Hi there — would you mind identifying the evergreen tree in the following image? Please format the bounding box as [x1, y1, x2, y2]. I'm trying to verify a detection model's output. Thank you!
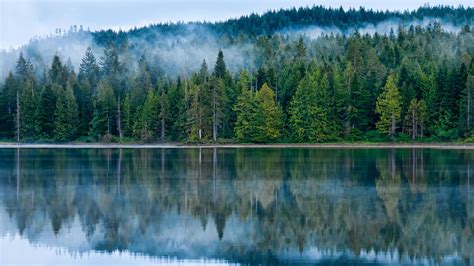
[77, 47, 100, 135]
[187, 83, 203, 141]
[133, 89, 158, 141]
[210, 77, 226, 142]
[90, 81, 116, 140]
[459, 61, 474, 133]
[376, 74, 401, 138]
[214, 50, 227, 79]
[14, 53, 36, 141]
[289, 69, 333, 142]
[54, 84, 79, 141]
[35, 83, 59, 138]
[167, 78, 186, 141]
[18, 79, 38, 140]
[0, 73, 17, 138]
[49, 55, 68, 87]
[234, 82, 257, 142]
[122, 94, 132, 138]
[254, 83, 283, 143]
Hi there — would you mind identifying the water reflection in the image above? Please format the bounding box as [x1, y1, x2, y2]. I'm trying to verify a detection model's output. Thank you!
[0, 148, 473, 265]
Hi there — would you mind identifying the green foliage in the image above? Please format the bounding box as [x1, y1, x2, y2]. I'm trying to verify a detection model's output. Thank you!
[234, 84, 257, 142]
[53, 84, 79, 142]
[18, 79, 38, 140]
[2, 14, 474, 143]
[35, 84, 58, 138]
[90, 81, 116, 140]
[289, 68, 335, 142]
[254, 83, 283, 143]
[376, 74, 402, 138]
[133, 89, 158, 141]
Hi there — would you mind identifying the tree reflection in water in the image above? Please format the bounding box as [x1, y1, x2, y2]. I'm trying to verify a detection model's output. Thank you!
[0, 148, 472, 264]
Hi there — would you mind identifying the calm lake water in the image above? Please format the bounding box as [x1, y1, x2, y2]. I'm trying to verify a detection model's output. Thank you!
[0, 148, 472, 265]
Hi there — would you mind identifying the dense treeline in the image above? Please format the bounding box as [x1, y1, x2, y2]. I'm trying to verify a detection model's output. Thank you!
[0, 23, 473, 143]
[96, 5, 474, 45]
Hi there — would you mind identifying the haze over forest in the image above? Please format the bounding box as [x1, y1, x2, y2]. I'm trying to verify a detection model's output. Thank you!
[0, 5, 473, 143]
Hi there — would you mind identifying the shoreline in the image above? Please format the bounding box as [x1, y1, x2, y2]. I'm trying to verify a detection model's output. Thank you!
[0, 142, 473, 149]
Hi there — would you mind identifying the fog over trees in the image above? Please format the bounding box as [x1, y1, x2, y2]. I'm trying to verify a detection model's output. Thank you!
[0, 5, 473, 143]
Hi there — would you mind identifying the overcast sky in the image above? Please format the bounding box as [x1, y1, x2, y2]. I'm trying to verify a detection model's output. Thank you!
[0, 0, 472, 49]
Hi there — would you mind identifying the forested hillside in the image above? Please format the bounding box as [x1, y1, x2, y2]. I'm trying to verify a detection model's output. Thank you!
[0, 5, 473, 143]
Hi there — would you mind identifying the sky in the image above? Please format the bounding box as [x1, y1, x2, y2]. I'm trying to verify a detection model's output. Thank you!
[0, 0, 472, 50]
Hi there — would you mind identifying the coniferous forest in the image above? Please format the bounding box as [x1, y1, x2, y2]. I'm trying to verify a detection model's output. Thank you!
[1, 5, 474, 143]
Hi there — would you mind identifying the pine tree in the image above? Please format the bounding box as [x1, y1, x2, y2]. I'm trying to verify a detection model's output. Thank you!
[167, 78, 186, 141]
[157, 86, 169, 142]
[0, 73, 17, 138]
[210, 77, 226, 142]
[459, 61, 474, 134]
[77, 47, 100, 136]
[18, 79, 38, 140]
[122, 94, 132, 137]
[133, 89, 158, 141]
[234, 82, 257, 142]
[14, 53, 36, 141]
[420, 69, 438, 136]
[54, 84, 79, 141]
[187, 83, 203, 141]
[406, 98, 419, 140]
[254, 83, 283, 143]
[214, 50, 227, 79]
[376, 74, 401, 138]
[289, 69, 332, 142]
[49, 55, 68, 87]
[417, 99, 428, 138]
[338, 62, 357, 136]
[90, 81, 116, 140]
[35, 83, 59, 138]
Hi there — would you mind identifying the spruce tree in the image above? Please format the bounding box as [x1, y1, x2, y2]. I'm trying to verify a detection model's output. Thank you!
[90, 81, 116, 140]
[234, 83, 257, 142]
[213, 50, 227, 79]
[376, 74, 402, 138]
[35, 83, 59, 138]
[254, 83, 283, 143]
[54, 84, 79, 142]
[133, 89, 158, 141]
[0, 73, 17, 138]
[77, 47, 100, 136]
[289, 69, 333, 142]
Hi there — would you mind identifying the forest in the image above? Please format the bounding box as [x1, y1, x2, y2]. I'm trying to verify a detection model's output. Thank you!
[0, 5, 473, 143]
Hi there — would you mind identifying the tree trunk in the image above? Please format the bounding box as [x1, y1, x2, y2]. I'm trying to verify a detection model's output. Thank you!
[16, 89, 20, 142]
[420, 119, 424, 138]
[412, 106, 416, 140]
[107, 114, 110, 135]
[117, 96, 122, 140]
[212, 85, 217, 142]
[390, 112, 396, 138]
[468, 81, 471, 130]
[161, 116, 165, 142]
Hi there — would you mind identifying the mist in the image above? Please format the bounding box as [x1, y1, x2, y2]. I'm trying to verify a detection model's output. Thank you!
[0, 16, 471, 81]
[279, 17, 467, 39]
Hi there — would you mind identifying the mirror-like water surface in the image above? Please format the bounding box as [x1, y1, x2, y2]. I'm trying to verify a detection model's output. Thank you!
[0, 148, 473, 265]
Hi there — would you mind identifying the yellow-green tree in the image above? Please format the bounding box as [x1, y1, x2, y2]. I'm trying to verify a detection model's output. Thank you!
[376, 74, 401, 138]
[254, 83, 283, 143]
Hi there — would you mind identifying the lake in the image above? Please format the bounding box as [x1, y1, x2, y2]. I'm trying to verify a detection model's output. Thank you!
[0, 148, 472, 265]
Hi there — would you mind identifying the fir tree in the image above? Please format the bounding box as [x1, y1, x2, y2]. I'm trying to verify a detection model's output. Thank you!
[254, 83, 283, 143]
[376, 74, 402, 138]
[234, 83, 257, 142]
[90, 81, 116, 140]
[54, 84, 79, 141]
